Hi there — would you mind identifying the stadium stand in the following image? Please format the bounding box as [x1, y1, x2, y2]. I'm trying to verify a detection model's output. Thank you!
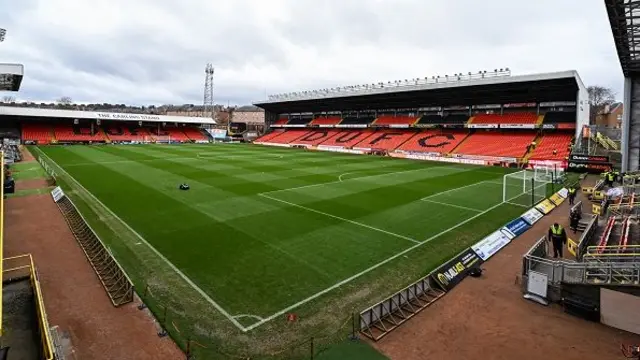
[397, 130, 468, 154]
[22, 123, 53, 144]
[151, 127, 190, 142]
[310, 116, 342, 126]
[103, 126, 138, 142]
[470, 113, 538, 124]
[340, 116, 376, 126]
[416, 114, 469, 125]
[268, 129, 311, 144]
[292, 130, 342, 145]
[373, 115, 418, 126]
[54, 124, 106, 142]
[453, 131, 536, 158]
[319, 130, 376, 147]
[543, 111, 576, 124]
[529, 133, 573, 160]
[354, 130, 416, 150]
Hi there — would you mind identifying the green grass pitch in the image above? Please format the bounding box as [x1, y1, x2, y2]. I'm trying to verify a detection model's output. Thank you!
[34, 143, 529, 358]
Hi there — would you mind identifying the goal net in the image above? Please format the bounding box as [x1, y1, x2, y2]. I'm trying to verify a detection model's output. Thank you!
[503, 170, 551, 207]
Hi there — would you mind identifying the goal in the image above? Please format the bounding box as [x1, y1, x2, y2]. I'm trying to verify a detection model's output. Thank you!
[502, 170, 551, 207]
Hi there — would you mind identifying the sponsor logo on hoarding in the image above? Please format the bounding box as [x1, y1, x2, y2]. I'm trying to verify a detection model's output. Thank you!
[431, 249, 483, 290]
[521, 208, 544, 225]
[567, 161, 612, 173]
[467, 124, 499, 129]
[471, 230, 511, 261]
[535, 199, 556, 214]
[51, 186, 65, 203]
[499, 124, 536, 129]
[549, 192, 565, 206]
[542, 124, 556, 129]
[569, 154, 609, 163]
[503, 218, 531, 238]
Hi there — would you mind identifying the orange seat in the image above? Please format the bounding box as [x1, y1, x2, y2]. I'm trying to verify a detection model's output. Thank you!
[397, 130, 468, 154]
[268, 129, 311, 144]
[54, 125, 105, 142]
[22, 123, 53, 144]
[454, 131, 536, 158]
[292, 130, 342, 145]
[182, 127, 209, 141]
[319, 130, 376, 147]
[310, 116, 342, 126]
[256, 130, 285, 142]
[374, 116, 418, 126]
[353, 130, 415, 150]
[529, 133, 573, 160]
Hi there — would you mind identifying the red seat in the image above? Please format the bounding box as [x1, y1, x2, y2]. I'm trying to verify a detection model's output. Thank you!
[182, 127, 209, 141]
[292, 130, 342, 145]
[255, 130, 285, 142]
[454, 132, 536, 158]
[273, 117, 289, 126]
[353, 130, 415, 150]
[529, 133, 572, 160]
[268, 129, 311, 144]
[22, 123, 53, 144]
[397, 130, 468, 154]
[318, 130, 376, 147]
[54, 125, 105, 142]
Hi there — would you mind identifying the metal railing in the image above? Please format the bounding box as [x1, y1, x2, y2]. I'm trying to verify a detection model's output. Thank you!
[3, 254, 55, 360]
[523, 237, 640, 287]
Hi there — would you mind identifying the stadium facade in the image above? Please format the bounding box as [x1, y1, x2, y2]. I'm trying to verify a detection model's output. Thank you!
[253, 70, 588, 169]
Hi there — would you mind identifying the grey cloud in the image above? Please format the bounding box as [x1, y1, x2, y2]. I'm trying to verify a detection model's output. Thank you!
[0, 0, 625, 105]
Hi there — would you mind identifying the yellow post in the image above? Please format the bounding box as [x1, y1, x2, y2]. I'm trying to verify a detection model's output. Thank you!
[0, 153, 5, 335]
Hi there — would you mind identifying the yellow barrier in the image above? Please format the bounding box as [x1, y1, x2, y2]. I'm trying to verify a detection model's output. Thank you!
[567, 238, 578, 258]
[3, 254, 55, 360]
[592, 203, 602, 215]
[582, 186, 594, 194]
[593, 190, 605, 200]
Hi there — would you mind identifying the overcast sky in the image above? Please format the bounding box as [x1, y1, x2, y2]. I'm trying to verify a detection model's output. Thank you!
[0, 0, 623, 106]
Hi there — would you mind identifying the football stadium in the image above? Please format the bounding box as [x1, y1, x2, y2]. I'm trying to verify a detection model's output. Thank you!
[1, 1, 640, 360]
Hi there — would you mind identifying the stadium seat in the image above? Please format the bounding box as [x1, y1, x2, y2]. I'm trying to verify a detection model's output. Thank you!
[353, 130, 416, 150]
[310, 116, 342, 126]
[319, 130, 376, 147]
[397, 130, 468, 154]
[471, 113, 538, 124]
[273, 117, 289, 126]
[292, 130, 342, 145]
[373, 115, 418, 126]
[54, 124, 106, 142]
[255, 129, 285, 142]
[529, 133, 573, 160]
[340, 116, 376, 126]
[103, 126, 145, 142]
[182, 127, 209, 141]
[453, 131, 536, 158]
[151, 127, 191, 142]
[22, 123, 53, 144]
[268, 129, 312, 144]
[287, 117, 312, 126]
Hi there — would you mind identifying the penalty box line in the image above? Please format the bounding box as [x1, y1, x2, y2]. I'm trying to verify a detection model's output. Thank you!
[34, 148, 250, 332]
[244, 188, 522, 332]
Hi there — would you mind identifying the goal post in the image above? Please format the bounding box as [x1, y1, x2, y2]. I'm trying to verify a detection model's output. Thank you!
[502, 170, 551, 207]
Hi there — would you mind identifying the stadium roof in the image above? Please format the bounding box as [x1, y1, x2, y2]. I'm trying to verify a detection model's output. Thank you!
[606, 0, 640, 76]
[0, 63, 24, 92]
[0, 106, 215, 125]
[254, 70, 584, 114]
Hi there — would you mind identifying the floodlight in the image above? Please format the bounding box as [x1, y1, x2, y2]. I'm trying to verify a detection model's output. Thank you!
[0, 28, 5, 42]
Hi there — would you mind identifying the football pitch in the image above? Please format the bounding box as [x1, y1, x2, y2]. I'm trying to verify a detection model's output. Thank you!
[34, 143, 529, 348]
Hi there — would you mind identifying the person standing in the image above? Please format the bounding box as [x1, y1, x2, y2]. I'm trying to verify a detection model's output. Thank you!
[548, 223, 567, 258]
[568, 187, 577, 205]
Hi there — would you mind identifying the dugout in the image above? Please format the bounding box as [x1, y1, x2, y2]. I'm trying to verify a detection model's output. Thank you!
[254, 70, 589, 140]
[606, 0, 640, 172]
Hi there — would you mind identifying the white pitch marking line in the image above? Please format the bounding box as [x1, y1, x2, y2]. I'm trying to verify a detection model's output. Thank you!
[421, 178, 497, 201]
[244, 191, 526, 332]
[263, 164, 468, 196]
[422, 199, 483, 212]
[34, 148, 249, 332]
[258, 193, 420, 245]
[233, 314, 265, 321]
[338, 172, 354, 182]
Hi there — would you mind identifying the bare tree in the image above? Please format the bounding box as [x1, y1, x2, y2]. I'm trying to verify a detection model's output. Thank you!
[587, 85, 616, 124]
[1, 95, 16, 103]
[56, 96, 73, 105]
